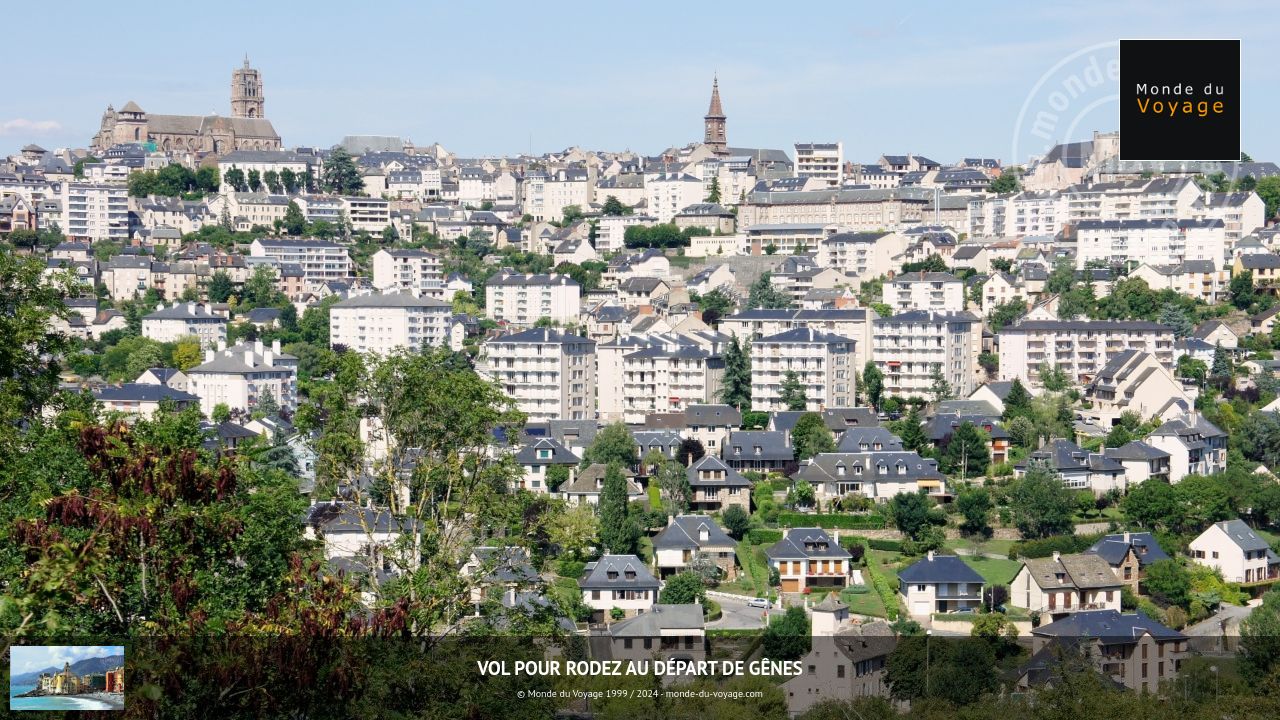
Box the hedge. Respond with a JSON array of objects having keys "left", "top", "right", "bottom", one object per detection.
[
  {"left": 1008, "top": 532, "right": 1104, "bottom": 560},
  {"left": 775, "top": 512, "right": 888, "bottom": 530},
  {"left": 748, "top": 528, "right": 783, "bottom": 545},
  {"left": 849, "top": 536, "right": 899, "bottom": 620},
  {"left": 557, "top": 559, "right": 586, "bottom": 579},
  {"left": 867, "top": 538, "right": 904, "bottom": 553}
]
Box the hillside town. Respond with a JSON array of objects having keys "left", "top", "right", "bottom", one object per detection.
[{"left": 8, "top": 52, "right": 1280, "bottom": 720}]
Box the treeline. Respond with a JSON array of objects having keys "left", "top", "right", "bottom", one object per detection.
[
  {"left": 127, "top": 164, "right": 220, "bottom": 198},
  {"left": 623, "top": 223, "right": 710, "bottom": 248}
]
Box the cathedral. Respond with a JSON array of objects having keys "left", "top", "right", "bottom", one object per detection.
[{"left": 91, "top": 58, "right": 282, "bottom": 156}]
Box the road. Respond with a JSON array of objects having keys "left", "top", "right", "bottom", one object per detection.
[{"left": 708, "top": 594, "right": 782, "bottom": 629}]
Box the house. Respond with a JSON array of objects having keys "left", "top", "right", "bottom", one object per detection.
[
  {"left": 303, "top": 500, "right": 420, "bottom": 588},
  {"left": 458, "top": 546, "right": 541, "bottom": 616},
  {"left": 633, "top": 429, "right": 683, "bottom": 469},
  {"left": 1234, "top": 252, "right": 1280, "bottom": 292},
  {"left": 794, "top": 450, "right": 946, "bottom": 504},
  {"left": 93, "top": 383, "right": 200, "bottom": 419},
  {"left": 967, "top": 380, "right": 1018, "bottom": 414},
  {"left": 834, "top": 427, "right": 903, "bottom": 453},
  {"left": 898, "top": 551, "right": 985, "bottom": 616},
  {"left": 721, "top": 430, "right": 795, "bottom": 475},
  {"left": 651, "top": 515, "right": 737, "bottom": 580},
  {"left": 141, "top": 302, "right": 227, "bottom": 348},
  {"left": 684, "top": 404, "right": 742, "bottom": 454},
  {"left": 558, "top": 463, "right": 644, "bottom": 506},
  {"left": 783, "top": 602, "right": 894, "bottom": 715},
  {"left": 1020, "top": 610, "right": 1187, "bottom": 694},
  {"left": 685, "top": 455, "right": 751, "bottom": 513},
  {"left": 1144, "top": 412, "right": 1227, "bottom": 482},
  {"left": 1086, "top": 532, "right": 1171, "bottom": 591},
  {"left": 579, "top": 555, "right": 661, "bottom": 621},
  {"left": 1191, "top": 320, "right": 1240, "bottom": 349},
  {"left": 1084, "top": 350, "right": 1190, "bottom": 428},
  {"left": 608, "top": 604, "right": 706, "bottom": 663},
  {"left": 1189, "top": 519, "right": 1280, "bottom": 584},
  {"left": 924, "top": 414, "right": 1011, "bottom": 465},
  {"left": 1016, "top": 438, "right": 1126, "bottom": 495},
  {"left": 765, "top": 527, "right": 852, "bottom": 593},
  {"left": 135, "top": 367, "right": 189, "bottom": 392},
  {"left": 1102, "top": 441, "right": 1172, "bottom": 488},
  {"left": 1010, "top": 552, "right": 1123, "bottom": 619},
  {"left": 1252, "top": 305, "right": 1280, "bottom": 335},
  {"left": 513, "top": 438, "right": 580, "bottom": 493}
]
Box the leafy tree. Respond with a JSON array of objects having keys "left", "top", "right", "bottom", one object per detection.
[
  {"left": 1122, "top": 478, "right": 1180, "bottom": 530},
  {"left": 283, "top": 201, "right": 307, "bottom": 235},
  {"left": 988, "top": 298, "right": 1026, "bottom": 332},
  {"left": 601, "top": 195, "right": 630, "bottom": 216},
  {"left": 988, "top": 173, "right": 1020, "bottom": 193},
  {"left": 900, "top": 255, "right": 948, "bottom": 274},
  {"left": 211, "top": 402, "right": 231, "bottom": 424},
  {"left": 1010, "top": 463, "right": 1075, "bottom": 538},
  {"left": 956, "top": 487, "right": 993, "bottom": 538},
  {"left": 1007, "top": 415, "right": 1038, "bottom": 449},
  {"left": 1241, "top": 588, "right": 1280, "bottom": 687},
  {"left": 779, "top": 370, "right": 808, "bottom": 410},
  {"left": 977, "top": 351, "right": 999, "bottom": 375},
  {"left": 928, "top": 366, "right": 953, "bottom": 403},
  {"left": 1177, "top": 354, "right": 1208, "bottom": 385},
  {"left": 1158, "top": 303, "right": 1194, "bottom": 338},
  {"left": 1231, "top": 270, "right": 1257, "bottom": 310},
  {"left": 897, "top": 405, "right": 928, "bottom": 452},
  {"left": 695, "top": 288, "right": 734, "bottom": 326},
  {"left": 719, "top": 336, "right": 752, "bottom": 409},
  {"left": 941, "top": 421, "right": 990, "bottom": 478},
  {"left": 1002, "top": 378, "right": 1033, "bottom": 421},
  {"left": 675, "top": 436, "right": 706, "bottom": 466},
  {"left": 1143, "top": 559, "right": 1192, "bottom": 609},
  {"left": 721, "top": 505, "right": 750, "bottom": 539},
  {"left": 687, "top": 551, "right": 722, "bottom": 586},
  {"left": 862, "top": 361, "right": 884, "bottom": 410},
  {"left": 599, "top": 462, "right": 641, "bottom": 554},
  {"left": 787, "top": 480, "right": 816, "bottom": 509},
  {"left": 584, "top": 421, "right": 637, "bottom": 467},
  {"left": 1239, "top": 410, "right": 1280, "bottom": 469},
  {"left": 240, "top": 265, "right": 282, "bottom": 308},
  {"left": 279, "top": 167, "right": 298, "bottom": 193},
  {"left": 545, "top": 464, "right": 571, "bottom": 492},
  {"left": 223, "top": 167, "right": 247, "bottom": 192},
  {"left": 747, "top": 272, "right": 793, "bottom": 309},
  {"left": 762, "top": 606, "right": 811, "bottom": 661},
  {"left": 263, "top": 169, "right": 282, "bottom": 193},
  {"left": 886, "top": 635, "right": 999, "bottom": 704},
  {"left": 889, "top": 491, "right": 932, "bottom": 540},
  {"left": 792, "top": 412, "right": 835, "bottom": 460},
  {"left": 1039, "top": 363, "right": 1070, "bottom": 392},
  {"left": 659, "top": 571, "right": 707, "bottom": 605},
  {"left": 548, "top": 502, "right": 599, "bottom": 559},
  {"left": 322, "top": 147, "right": 364, "bottom": 194},
  {"left": 171, "top": 337, "right": 204, "bottom": 372},
  {"left": 247, "top": 169, "right": 262, "bottom": 192},
  {"left": 656, "top": 460, "right": 692, "bottom": 513},
  {"left": 1256, "top": 176, "right": 1280, "bottom": 218}
]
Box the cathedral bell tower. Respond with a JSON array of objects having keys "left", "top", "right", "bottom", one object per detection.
[
  {"left": 231, "top": 56, "right": 265, "bottom": 119},
  {"left": 704, "top": 75, "right": 728, "bottom": 155}
]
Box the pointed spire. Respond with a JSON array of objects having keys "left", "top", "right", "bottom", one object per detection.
[
  {"left": 706, "top": 75, "right": 724, "bottom": 118},
  {"left": 244, "top": 53, "right": 251, "bottom": 68}
]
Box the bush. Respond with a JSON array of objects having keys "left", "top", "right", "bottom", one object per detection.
[
  {"left": 841, "top": 539, "right": 866, "bottom": 564},
  {"left": 1008, "top": 533, "right": 1102, "bottom": 560},
  {"left": 868, "top": 538, "right": 904, "bottom": 553},
  {"left": 704, "top": 599, "right": 722, "bottom": 622},
  {"left": 748, "top": 528, "right": 783, "bottom": 545},
  {"left": 557, "top": 559, "right": 586, "bottom": 579},
  {"left": 775, "top": 512, "right": 887, "bottom": 529}
]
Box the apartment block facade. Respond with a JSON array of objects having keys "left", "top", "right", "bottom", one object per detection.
[
  {"left": 328, "top": 292, "right": 451, "bottom": 354},
  {"left": 481, "top": 328, "right": 596, "bottom": 422}
]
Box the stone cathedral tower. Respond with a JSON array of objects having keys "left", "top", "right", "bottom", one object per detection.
[
  {"left": 231, "top": 56, "right": 265, "bottom": 119},
  {"left": 704, "top": 75, "right": 727, "bottom": 155}
]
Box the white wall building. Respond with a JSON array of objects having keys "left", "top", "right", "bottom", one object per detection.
[
  {"left": 1075, "top": 219, "right": 1226, "bottom": 270},
  {"left": 872, "top": 310, "right": 979, "bottom": 399},
  {"left": 187, "top": 339, "right": 298, "bottom": 416},
  {"left": 61, "top": 182, "right": 129, "bottom": 241},
  {"left": 997, "top": 318, "right": 1175, "bottom": 389},
  {"left": 370, "top": 248, "right": 444, "bottom": 298},
  {"left": 141, "top": 302, "right": 227, "bottom": 348},
  {"left": 750, "top": 328, "right": 855, "bottom": 411},
  {"left": 480, "top": 328, "right": 596, "bottom": 422},
  {"left": 329, "top": 292, "right": 451, "bottom": 355},
  {"left": 885, "top": 272, "right": 965, "bottom": 313},
  {"left": 485, "top": 270, "right": 581, "bottom": 326},
  {"left": 249, "top": 238, "right": 353, "bottom": 285},
  {"left": 794, "top": 142, "right": 844, "bottom": 187}
]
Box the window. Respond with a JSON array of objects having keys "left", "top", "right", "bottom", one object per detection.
[
  {"left": 837, "top": 665, "right": 846, "bottom": 679},
  {"left": 916, "top": 584, "right": 926, "bottom": 592},
  {"left": 624, "top": 639, "right": 633, "bottom": 649}
]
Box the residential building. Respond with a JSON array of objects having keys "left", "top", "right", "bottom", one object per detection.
[
  {"left": 485, "top": 270, "right": 581, "bottom": 326},
  {"left": 1234, "top": 252, "right": 1280, "bottom": 292},
  {"left": 783, "top": 605, "right": 894, "bottom": 715},
  {"left": 1103, "top": 441, "right": 1172, "bottom": 488},
  {"left": 513, "top": 438, "right": 580, "bottom": 493},
  {"left": 750, "top": 328, "right": 855, "bottom": 411},
  {"left": 885, "top": 272, "right": 965, "bottom": 313},
  {"left": 1189, "top": 519, "right": 1280, "bottom": 584},
  {"left": 1011, "top": 552, "right": 1124, "bottom": 618},
  {"left": 1021, "top": 610, "right": 1186, "bottom": 694},
  {"left": 1131, "top": 260, "right": 1230, "bottom": 303},
  {"left": 764, "top": 527, "right": 852, "bottom": 593},
  {"left": 898, "top": 551, "right": 984, "bottom": 616},
  {"left": 558, "top": 463, "right": 643, "bottom": 506},
  {"left": 872, "top": 310, "right": 979, "bottom": 398},
  {"left": 651, "top": 515, "right": 737, "bottom": 579},
  {"left": 303, "top": 501, "right": 420, "bottom": 591},
  {"left": 141, "top": 302, "right": 227, "bottom": 348},
  {"left": 685, "top": 455, "right": 751, "bottom": 513},
  {"left": 93, "top": 383, "right": 200, "bottom": 419},
  {"left": 1075, "top": 219, "right": 1226, "bottom": 270},
  {"left": 579, "top": 555, "right": 660, "bottom": 621},
  {"left": 793, "top": 450, "right": 946, "bottom": 504},
  {"left": 721, "top": 430, "right": 795, "bottom": 474},
  {"left": 608, "top": 604, "right": 706, "bottom": 663},
  {"left": 997, "top": 318, "right": 1176, "bottom": 389},
  {"left": 458, "top": 546, "right": 542, "bottom": 616},
  {"left": 480, "top": 328, "right": 596, "bottom": 422},
  {"left": 646, "top": 172, "right": 704, "bottom": 222},
  {"left": 187, "top": 339, "right": 298, "bottom": 416},
  {"left": 1144, "top": 412, "right": 1227, "bottom": 482},
  {"left": 1086, "top": 532, "right": 1171, "bottom": 591},
  {"left": 794, "top": 142, "right": 844, "bottom": 187},
  {"left": 136, "top": 367, "right": 189, "bottom": 392},
  {"left": 249, "top": 238, "right": 353, "bottom": 285},
  {"left": 61, "top": 182, "right": 128, "bottom": 240},
  {"left": 328, "top": 292, "right": 451, "bottom": 354},
  {"left": 370, "top": 248, "right": 444, "bottom": 298},
  {"left": 1015, "top": 438, "right": 1126, "bottom": 495},
  {"left": 619, "top": 337, "right": 724, "bottom": 423},
  {"left": 1084, "top": 350, "right": 1191, "bottom": 427},
  {"left": 684, "top": 404, "right": 741, "bottom": 454}
]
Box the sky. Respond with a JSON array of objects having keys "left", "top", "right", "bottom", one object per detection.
[
  {"left": 2, "top": 1, "right": 1276, "bottom": 164},
  {"left": 10, "top": 646, "right": 125, "bottom": 675}
]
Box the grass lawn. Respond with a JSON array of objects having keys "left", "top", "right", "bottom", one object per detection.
[
  {"left": 638, "top": 536, "right": 654, "bottom": 564},
  {"left": 1073, "top": 506, "right": 1125, "bottom": 524},
  {"left": 944, "top": 536, "right": 1015, "bottom": 558},
  {"left": 840, "top": 586, "right": 887, "bottom": 617},
  {"left": 549, "top": 576, "right": 579, "bottom": 606},
  {"left": 648, "top": 485, "right": 661, "bottom": 510},
  {"left": 666, "top": 253, "right": 696, "bottom": 268},
  {"left": 961, "top": 556, "right": 1022, "bottom": 585},
  {"left": 718, "top": 539, "right": 770, "bottom": 597}
]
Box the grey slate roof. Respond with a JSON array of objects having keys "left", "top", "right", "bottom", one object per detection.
[
  {"left": 608, "top": 604, "right": 703, "bottom": 637},
  {"left": 685, "top": 404, "right": 742, "bottom": 427},
  {"left": 1032, "top": 610, "right": 1184, "bottom": 644},
  {"left": 765, "top": 528, "right": 852, "bottom": 560},
  {"left": 723, "top": 430, "right": 793, "bottom": 462},
  {"left": 835, "top": 427, "right": 903, "bottom": 452},
  {"left": 651, "top": 515, "right": 736, "bottom": 550},
  {"left": 331, "top": 292, "right": 449, "bottom": 308},
  {"left": 579, "top": 555, "right": 660, "bottom": 590},
  {"left": 94, "top": 383, "right": 199, "bottom": 403},
  {"left": 1206, "top": 519, "right": 1272, "bottom": 552},
  {"left": 686, "top": 455, "right": 752, "bottom": 487},
  {"left": 1087, "top": 532, "right": 1170, "bottom": 567},
  {"left": 897, "top": 554, "right": 984, "bottom": 584},
  {"left": 514, "top": 438, "right": 581, "bottom": 466}
]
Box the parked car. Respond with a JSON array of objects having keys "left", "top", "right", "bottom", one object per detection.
[{"left": 747, "top": 597, "right": 772, "bottom": 610}]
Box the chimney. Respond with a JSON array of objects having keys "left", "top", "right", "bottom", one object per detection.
[
  {"left": 1052, "top": 551, "right": 1061, "bottom": 562},
  {"left": 667, "top": 514, "right": 675, "bottom": 527},
  {"left": 187, "top": 302, "right": 196, "bottom": 315},
  {"left": 832, "top": 529, "right": 840, "bottom": 544},
  {"left": 272, "top": 339, "right": 281, "bottom": 353},
  {"left": 255, "top": 339, "right": 264, "bottom": 354},
  {"left": 244, "top": 350, "right": 255, "bottom": 367},
  {"left": 927, "top": 550, "right": 934, "bottom": 562},
  {"left": 204, "top": 350, "right": 214, "bottom": 363},
  {"left": 1123, "top": 531, "right": 1131, "bottom": 544},
  {"left": 156, "top": 303, "right": 164, "bottom": 311},
  {"left": 263, "top": 350, "right": 275, "bottom": 367}
]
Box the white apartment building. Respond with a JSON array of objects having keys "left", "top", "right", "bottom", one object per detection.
[
  {"left": 967, "top": 191, "right": 1065, "bottom": 238},
  {"left": 249, "top": 238, "right": 353, "bottom": 285},
  {"left": 794, "top": 142, "right": 844, "bottom": 187},
  {"left": 370, "top": 248, "right": 444, "bottom": 298},
  {"left": 738, "top": 186, "right": 942, "bottom": 233},
  {"left": 1075, "top": 218, "right": 1226, "bottom": 270},
  {"left": 61, "top": 182, "right": 128, "bottom": 240},
  {"left": 597, "top": 332, "right": 724, "bottom": 422},
  {"left": 343, "top": 195, "right": 392, "bottom": 233},
  {"left": 329, "top": 292, "right": 451, "bottom": 355},
  {"left": 187, "top": 339, "right": 298, "bottom": 416},
  {"left": 998, "top": 318, "right": 1176, "bottom": 389},
  {"left": 619, "top": 337, "right": 725, "bottom": 424},
  {"left": 645, "top": 172, "right": 705, "bottom": 223},
  {"left": 481, "top": 328, "right": 596, "bottom": 422},
  {"left": 750, "top": 328, "right": 855, "bottom": 411},
  {"left": 141, "top": 302, "right": 227, "bottom": 348},
  {"left": 522, "top": 168, "right": 590, "bottom": 223},
  {"left": 217, "top": 150, "right": 315, "bottom": 193},
  {"left": 817, "top": 231, "right": 910, "bottom": 280},
  {"left": 1064, "top": 178, "right": 1201, "bottom": 224},
  {"left": 485, "top": 270, "right": 581, "bottom": 326},
  {"left": 595, "top": 214, "right": 658, "bottom": 254},
  {"left": 885, "top": 272, "right": 965, "bottom": 313},
  {"left": 872, "top": 311, "right": 979, "bottom": 399},
  {"left": 292, "top": 194, "right": 343, "bottom": 226}
]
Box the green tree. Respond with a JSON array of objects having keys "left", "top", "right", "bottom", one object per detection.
[
  {"left": 241, "top": 265, "right": 282, "bottom": 308},
  {"left": 787, "top": 480, "right": 816, "bottom": 509},
  {"left": 263, "top": 169, "right": 282, "bottom": 193},
  {"left": 719, "top": 336, "right": 752, "bottom": 410},
  {"left": 322, "top": 147, "right": 364, "bottom": 194},
  {"left": 1211, "top": 343, "right": 1233, "bottom": 378},
  {"left": 659, "top": 571, "right": 707, "bottom": 605},
  {"left": 779, "top": 371, "right": 808, "bottom": 411},
  {"left": 601, "top": 195, "right": 630, "bottom": 216},
  {"left": 1158, "top": 303, "right": 1194, "bottom": 338},
  {"left": 1010, "top": 463, "right": 1075, "bottom": 538},
  {"left": 584, "top": 422, "right": 637, "bottom": 467},
  {"left": 1241, "top": 588, "right": 1280, "bottom": 687},
  {"left": 548, "top": 502, "right": 599, "bottom": 559},
  {"left": 1231, "top": 270, "right": 1257, "bottom": 310},
  {"left": 1256, "top": 175, "right": 1280, "bottom": 218},
  {"left": 897, "top": 405, "right": 928, "bottom": 453},
  {"left": 1143, "top": 559, "right": 1192, "bottom": 609},
  {"left": 940, "top": 421, "right": 990, "bottom": 478},
  {"left": 247, "top": 169, "right": 262, "bottom": 192},
  {"left": 862, "top": 361, "right": 884, "bottom": 410},
  {"left": 656, "top": 460, "right": 692, "bottom": 513},
  {"left": 747, "top": 272, "right": 793, "bottom": 309},
  {"left": 1003, "top": 378, "right": 1033, "bottom": 421},
  {"left": 1008, "top": 415, "right": 1038, "bottom": 449},
  {"left": 599, "top": 463, "right": 640, "bottom": 554},
  {"left": 283, "top": 201, "right": 307, "bottom": 235},
  {"left": 762, "top": 606, "right": 811, "bottom": 661},
  {"left": 988, "top": 173, "right": 1020, "bottom": 193},
  {"left": 705, "top": 176, "right": 722, "bottom": 203},
  {"left": 721, "top": 505, "right": 750, "bottom": 539},
  {"left": 1122, "top": 479, "right": 1180, "bottom": 531},
  {"left": 928, "top": 366, "right": 953, "bottom": 403},
  {"left": 171, "top": 337, "right": 204, "bottom": 372},
  {"left": 694, "top": 288, "right": 734, "bottom": 326},
  {"left": 1239, "top": 410, "right": 1280, "bottom": 469},
  {"left": 988, "top": 297, "right": 1026, "bottom": 332},
  {"left": 279, "top": 167, "right": 298, "bottom": 193},
  {"left": 889, "top": 491, "right": 932, "bottom": 540},
  {"left": 223, "top": 167, "right": 247, "bottom": 192},
  {"left": 0, "top": 253, "right": 71, "bottom": 431},
  {"left": 956, "top": 487, "right": 993, "bottom": 538},
  {"left": 211, "top": 402, "right": 231, "bottom": 424},
  {"left": 792, "top": 412, "right": 835, "bottom": 460}
]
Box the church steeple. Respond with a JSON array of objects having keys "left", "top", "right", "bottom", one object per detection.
[
  {"left": 704, "top": 75, "right": 727, "bottom": 155},
  {"left": 231, "top": 57, "right": 265, "bottom": 119}
]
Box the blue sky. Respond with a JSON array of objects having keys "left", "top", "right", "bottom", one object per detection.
[
  {"left": 2, "top": 1, "right": 1275, "bottom": 163},
  {"left": 10, "top": 646, "right": 124, "bottom": 675}
]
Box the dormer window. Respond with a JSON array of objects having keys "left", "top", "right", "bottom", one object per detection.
[
  {"left": 754, "top": 445, "right": 762, "bottom": 455},
  {"left": 854, "top": 465, "right": 863, "bottom": 475},
  {"left": 607, "top": 570, "right": 618, "bottom": 580},
  {"left": 537, "top": 448, "right": 551, "bottom": 459},
  {"left": 624, "top": 570, "right": 636, "bottom": 579},
  {"left": 836, "top": 463, "right": 846, "bottom": 476},
  {"left": 877, "top": 464, "right": 887, "bottom": 475},
  {"left": 897, "top": 463, "right": 906, "bottom": 475}
]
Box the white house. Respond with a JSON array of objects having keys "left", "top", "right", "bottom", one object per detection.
[
  {"left": 579, "top": 555, "right": 661, "bottom": 621},
  {"left": 1188, "top": 519, "right": 1280, "bottom": 584},
  {"left": 141, "top": 302, "right": 227, "bottom": 349},
  {"left": 1010, "top": 552, "right": 1123, "bottom": 619},
  {"left": 764, "top": 527, "right": 851, "bottom": 593},
  {"left": 897, "top": 551, "right": 985, "bottom": 616}
]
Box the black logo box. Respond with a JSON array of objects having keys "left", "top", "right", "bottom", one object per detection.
[{"left": 1119, "top": 39, "right": 1240, "bottom": 161}]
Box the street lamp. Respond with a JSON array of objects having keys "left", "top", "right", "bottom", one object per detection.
[
  {"left": 1210, "top": 664, "right": 1219, "bottom": 700},
  {"left": 925, "top": 629, "right": 933, "bottom": 697}
]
